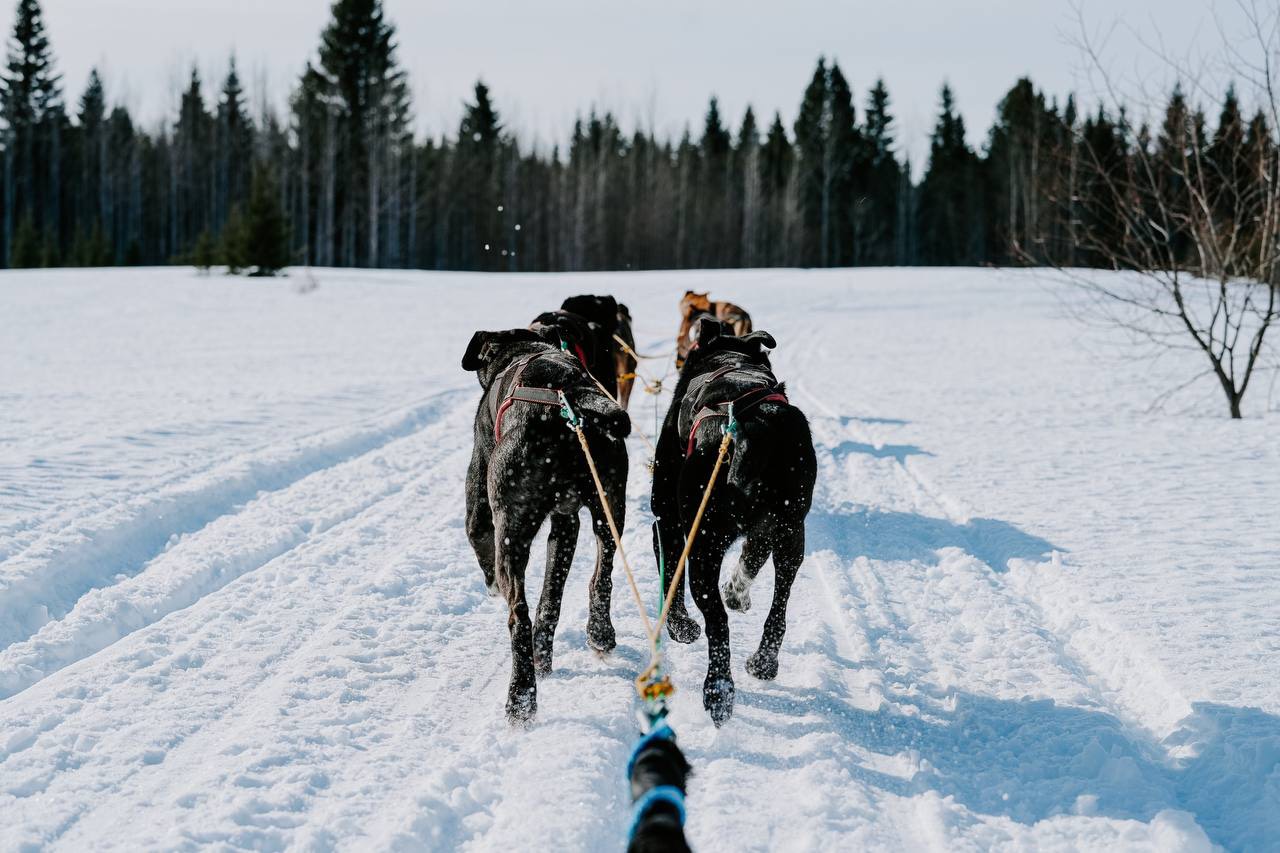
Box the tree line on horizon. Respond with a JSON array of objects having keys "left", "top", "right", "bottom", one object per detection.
[{"left": 0, "top": 0, "right": 1272, "bottom": 274}]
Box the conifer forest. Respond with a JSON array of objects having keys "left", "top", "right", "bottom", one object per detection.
[{"left": 0, "top": 0, "right": 1272, "bottom": 274}]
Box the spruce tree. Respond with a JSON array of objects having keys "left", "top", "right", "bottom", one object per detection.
[
  {"left": 174, "top": 68, "right": 212, "bottom": 252},
  {"left": 10, "top": 214, "right": 38, "bottom": 266},
  {"left": 733, "top": 106, "right": 760, "bottom": 267},
  {"left": 917, "top": 84, "right": 983, "bottom": 265},
  {"left": 453, "top": 80, "right": 502, "bottom": 270},
  {"left": 216, "top": 58, "right": 253, "bottom": 233},
  {"left": 826, "top": 62, "right": 858, "bottom": 266},
  {"left": 986, "top": 77, "right": 1060, "bottom": 262},
  {"left": 793, "top": 59, "right": 827, "bottom": 266},
  {"left": 191, "top": 227, "right": 215, "bottom": 273},
  {"left": 317, "top": 0, "right": 409, "bottom": 267},
  {"left": 220, "top": 203, "right": 249, "bottom": 273},
  {"left": 77, "top": 68, "right": 105, "bottom": 233},
  {"left": 1208, "top": 85, "right": 1245, "bottom": 222},
  {"left": 244, "top": 160, "right": 291, "bottom": 275},
  {"left": 760, "top": 112, "right": 793, "bottom": 266},
  {"left": 2, "top": 0, "right": 62, "bottom": 264},
  {"left": 700, "top": 96, "right": 731, "bottom": 266},
  {"left": 1155, "top": 85, "right": 1193, "bottom": 264},
  {"left": 863, "top": 78, "right": 902, "bottom": 264},
  {"left": 1078, "top": 107, "right": 1127, "bottom": 267}
]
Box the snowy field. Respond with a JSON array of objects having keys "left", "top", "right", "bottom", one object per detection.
[{"left": 1, "top": 266, "right": 1277, "bottom": 852}]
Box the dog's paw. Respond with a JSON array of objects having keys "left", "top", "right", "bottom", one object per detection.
[
  {"left": 666, "top": 612, "right": 702, "bottom": 644},
  {"left": 506, "top": 687, "right": 537, "bottom": 726},
  {"left": 721, "top": 580, "right": 751, "bottom": 612},
  {"left": 485, "top": 579, "right": 501, "bottom": 598},
  {"left": 587, "top": 620, "right": 617, "bottom": 655},
  {"left": 745, "top": 651, "right": 779, "bottom": 681},
  {"left": 704, "top": 675, "right": 735, "bottom": 726}
]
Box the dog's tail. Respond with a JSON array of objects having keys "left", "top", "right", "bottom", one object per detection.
[
  {"left": 726, "top": 423, "right": 765, "bottom": 498},
  {"left": 726, "top": 394, "right": 804, "bottom": 500},
  {"left": 574, "top": 389, "right": 631, "bottom": 440}
]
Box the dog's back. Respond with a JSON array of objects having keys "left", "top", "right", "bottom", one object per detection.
[
  {"left": 615, "top": 304, "right": 637, "bottom": 408},
  {"left": 676, "top": 291, "right": 753, "bottom": 365}
]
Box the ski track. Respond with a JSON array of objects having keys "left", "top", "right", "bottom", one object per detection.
[
  {"left": 3, "top": 269, "right": 1274, "bottom": 851},
  {"left": 0, "top": 390, "right": 469, "bottom": 653}
]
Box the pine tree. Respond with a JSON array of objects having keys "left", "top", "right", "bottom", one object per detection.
[
  {"left": 863, "top": 78, "right": 903, "bottom": 264},
  {"left": 917, "top": 84, "right": 983, "bottom": 265},
  {"left": 244, "top": 160, "right": 291, "bottom": 275},
  {"left": 10, "top": 213, "right": 38, "bottom": 266},
  {"left": 826, "top": 62, "right": 858, "bottom": 266},
  {"left": 77, "top": 68, "right": 106, "bottom": 236},
  {"left": 316, "top": 0, "right": 410, "bottom": 267},
  {"left": 793, "top": 58, "right": 827, "bottom": 266},
  {"left": 191, "top": 227, "right": 215, "bottom": 273},
  {"left": 700, "top": 96, "right": 731, "bottom": 267},
  {"left": 1155, "top": 85, "right": 1193, "bottom": 265},
  {"left": 2, "top": 0, "right": 62, "bottom": 266},
  {"left": 986, "top": 77, "right": 1061, "bottom": 262},
  {"left": 215, "top": 58, "right": 253, "bottom": 234},
  {"left": 734, "top": 105, "right": 760, "bottom": 267},
  {"left": 760, "top": 112, "right": 794, "bottom": 266},
  {"left": 452, "top": 80, "right": 502, "bottom": 270},
  {"left": 1208, "top": 84, "right": 1245, "bottom": 225},
  {"left": 220, "top": 203, "right": 249, "bottom": 273},
  {"left": 1078, "top": 106, "right": 1127, "bottom": 267},
  {"left": 174, "top": 68, "right": 212, "bottom": 253}
]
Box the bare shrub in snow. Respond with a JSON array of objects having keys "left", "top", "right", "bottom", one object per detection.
[{"left": 1065, "top": 0, "right": 1279, "bottom": 418}]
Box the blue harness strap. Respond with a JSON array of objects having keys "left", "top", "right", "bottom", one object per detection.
[
  {"left": 625, "top": 721, "right": 675, "bottom": 779},
  {"left": 628, "top": 785, "right": 687, "bottom": 839},
  {"left": 626, "top": 722, "right": 687, "bottom": 841}
]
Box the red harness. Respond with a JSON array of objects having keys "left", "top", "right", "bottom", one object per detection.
[
  {"left": 490, "top": 352, "right": 568, "bottom": 442},
  {"left": 684, "top": 383, "right": 788, "bottom": 457}
]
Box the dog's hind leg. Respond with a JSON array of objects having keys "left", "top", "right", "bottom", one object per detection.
[
  {"left": 653, "top": 519, "right": 702, "bottom": 644},
  {"left": 533, "top": 511, "right": 579, "bottom": 674},
  {"left": 688, "top": 531, "right": 735, "bottom": 725},
  {"left": 585, "top": 489, "right": 621, "bottom": 655},
  {"left": 465, "top": 449, "right": 498, "bottom": 596},
  {"left": 494, "top": 507, "right": 543, "bottom": 724},
  {"left": 746, "top": 528, "right": 804, "bottom": 681},
  {"left": 722, "top": 523, "right": 773, "bottom": 613}
]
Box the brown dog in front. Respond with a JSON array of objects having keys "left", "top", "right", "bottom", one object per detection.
[{"left": 676, "top": 291, "right": 753, "bottom": 366}]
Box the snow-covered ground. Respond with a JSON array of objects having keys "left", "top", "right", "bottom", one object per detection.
[{"left": 1, "top": 266, "right": 1276, "bottom": 852}]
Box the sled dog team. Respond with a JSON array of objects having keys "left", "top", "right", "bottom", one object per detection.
[{"left": 463, "top": 291, "right": 817, "bottom": 726}]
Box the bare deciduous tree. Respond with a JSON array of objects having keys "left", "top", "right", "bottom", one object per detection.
[{"left": 1066, "top": 0, "right": 1279, "bottom": 418}]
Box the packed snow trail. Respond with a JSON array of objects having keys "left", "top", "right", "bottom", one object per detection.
[{"left": 2, "top": 268, "right": 1277, "bottom": 851}]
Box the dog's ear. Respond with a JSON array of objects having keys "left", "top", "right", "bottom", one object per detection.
[
  {"left": 462, "top": 329, "right": 538, "bottom": 371},
  {"left": 741, "top": 330, "right": 776, "bottom": 351},
  {"left": 692, "top": 316, "right": 725, "bottom": 347},
  {"left": 461, "top": 331, "right": 497, "bottom": 371}
]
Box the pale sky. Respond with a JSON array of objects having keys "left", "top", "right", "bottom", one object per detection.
[{"left": 36, "top": 0, "right": 1235, "bottom": 170}]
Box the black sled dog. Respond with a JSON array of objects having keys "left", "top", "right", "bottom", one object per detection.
[
  {"left": 650, "top": 318, "right": 817, "bottom": 725},
  {"left": 529, "top": 294, "right": 637, "bottom": 409},
  {"left": 463, "top": 328, "right": 631, "bottom": 723}
]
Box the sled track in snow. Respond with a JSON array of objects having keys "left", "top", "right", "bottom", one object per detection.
[
  {"left": 790, "top": 378, "right": 1274, "bottom": 849},
  {"left": 0, "top": 388, "right": 470, "bottom": 700}
]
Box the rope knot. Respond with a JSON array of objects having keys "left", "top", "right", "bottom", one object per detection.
[
  {"left": 558, "top": 390, "right": 580, "bottom": 430},
  {"left": 722, "top": 401, "right": 739, "bottom": 440}
]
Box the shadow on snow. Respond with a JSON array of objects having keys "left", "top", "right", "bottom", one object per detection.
[
  {"left": 807, "top": 508, "right": 1059, "bottom": 572},
  {"left": 722, "top": 684, "right": 1279, "bottom": 851}
]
